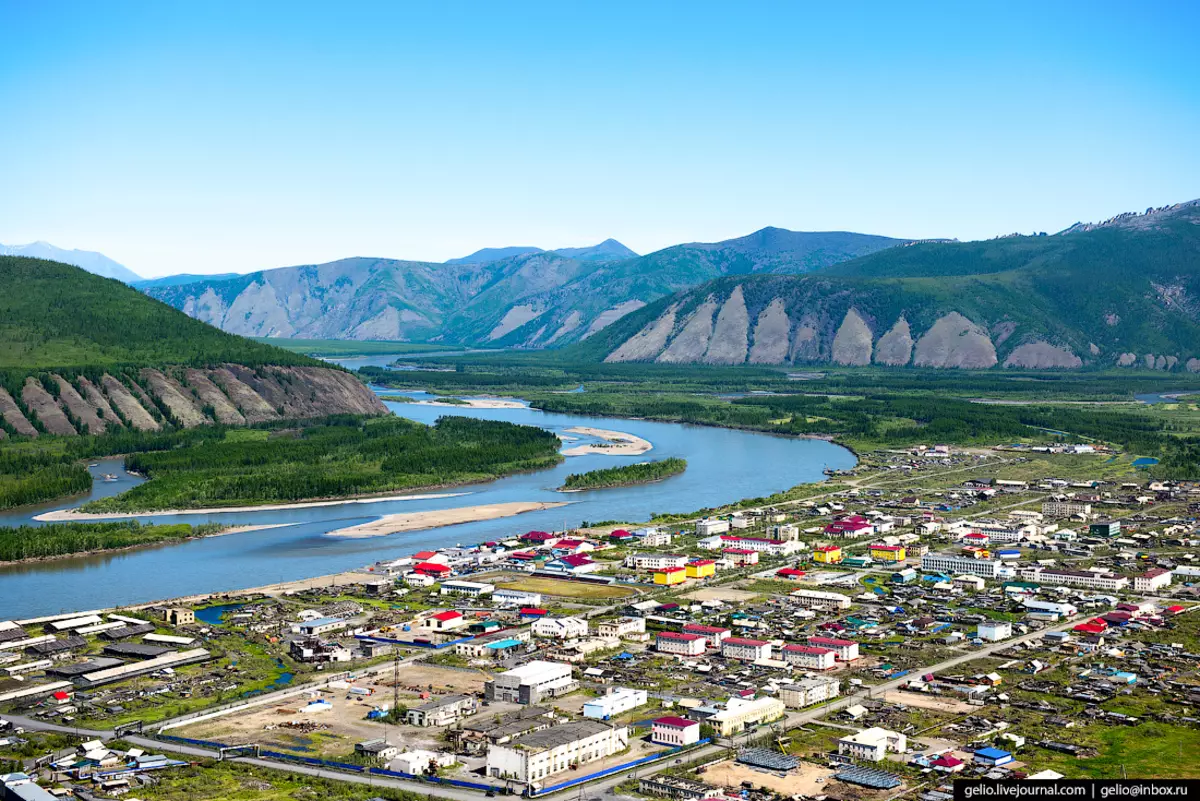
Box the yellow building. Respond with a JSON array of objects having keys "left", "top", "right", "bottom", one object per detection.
[
  {"left": 685, "top": 560, "right": 716, "bottom": 579},
  {"left": 869, "top": 545, "right": 906, "bottom": 562},
  {"left": 708, "top": 696, "right": 785, "bottom": 736},
  {"left": 813, "top": 545, "right": 842, "bottom": 564},
  {"left": 654, "top": 567, "right": 687, "bottom": 585}
]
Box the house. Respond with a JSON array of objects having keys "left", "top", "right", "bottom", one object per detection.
[
  {"left": 837, "top": 728, "right": 908, "bottom": 761},
  {"left": 412, "top": 550, "right": 450, "bottom": 565},
  {"left": 551, "top": 539, "right": 593, "bottom": 556},
  {"left": 493, "top": 589, "right": 543, "bottom": 608},
  {"left": 782, "top": 644, "right": 836, "bottom": 670},
  {"left": 406, "top": 694, "right": 478, "bottom": 727},
  {"left": 977, "top": 621, "right": 1012, "bottom": 642},
  {"left": 486, "top": 721, "right": 628, "bottom": 786},
  {"left": 423, "top": 610, "right": 467, "bottom": 631},
  {"left": 973, "top": 747, "right": 1013, "bottom": 767},
  {"left": 485, "top": 661, "right": 578, "bottom": 704},
  {"left": 532, "top": 616, "right": 588, "bottom": 639},
  {"left": 583, "top": 687, "right": 648, "bottom": 720},
  {"left": 298, "top": 617, "right": 348, "bottom": 637},
  {"left": 656, "top": 631, "right": 707, "bottom": 656},
  {"left": 519, "top": 607, "right": 548, "bottom": 621},
  {"left": 824, "top": 516, "right": 875, "bottom": 539},
  {"left": 521, "top": 531, "right": 559, "bottom": 546},
  {"left": 439, "top": 580, "right": 494, "bottom": 597},
  {"left": 931, "top": 754, "right": 965, "bottom": 772},
  {"left": 685, "top": 559, "right": 716, "bottom": 579},
  {"left": 634, "top": 527, "right": 672, "bottom": 547},
  {"left": 414, "top": 562, "right": 453, "bottom": 578},
  {"left": 651, "top": 716, "right": 701, "bottom": 746},
  {"left": 775, "top": 568, "right": 807, "bottom": 581},
  {"left": 404, "top": 572, "right": 436, "bottom": 588},
  {"left": 355, "top": 739, "right": 401, "bottom": 761},
  {"left": 654, "top": 567, "right": 688, "bottom": 585},
  {"left": 952, "top": 574, "right": 986, "bottom": 592},
  {"left": 721, "top": 637, "right": 771, "bottom": 662},
  {"left": 813, "top": 545, "right": 843, "bottom": 563},
  {"left": 682, "top": 623, "right": 731, "bottom": 647},
  {"left": 394, "top": 749, "right": 456, "bottom": 775}
]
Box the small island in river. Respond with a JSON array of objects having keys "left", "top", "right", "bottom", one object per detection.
[{"left": 560, "top": 457, "right": 687, "bottom": 491}]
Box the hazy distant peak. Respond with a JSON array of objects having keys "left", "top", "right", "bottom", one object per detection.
[
  {"left": 552, "top": 239, "right": 638, "bottom": 261},
  {"left": 0, "top": 240, "right": 141, "bottom": 282},
  {"left": 445, "top": 246, "right": 544, "bottom": 264}
]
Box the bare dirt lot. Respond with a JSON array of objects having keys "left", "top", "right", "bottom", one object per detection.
[
  {"left": 882, "top": 690, "right": 974, "bottom": 714},
  {"left": 389, "top": 662, "right": 494, "bottom": 694},
  {"left": 682, "top": 587, "right": 759, "bottom": 602},
  {"left": 701, "top": 759, "right": 836, "bottom": 796}
]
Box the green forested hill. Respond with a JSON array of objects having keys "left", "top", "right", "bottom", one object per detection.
[
  {"left": 0, "top": 256, "right": 320, "bottom": 374},
  {"left": 589, "top": 200, "right": 1200, "bottom": 369}
]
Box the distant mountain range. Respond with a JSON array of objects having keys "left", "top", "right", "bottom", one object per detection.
[
  {"left": 446, "top": 238, "right": 639, "bottom": 264},
  {"left": 142, "top": 229, "right": 908, "bottom": 345},
  {"left": 586, "top": 199, "right": 1200, "bottom": 372},
  {"left": 0, "top": 241, "right": 141, "bottom": 282}
]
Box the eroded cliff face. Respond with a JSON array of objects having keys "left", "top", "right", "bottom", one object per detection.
[{"left": 0, "top": 366, "right": 385, "bottom": 438}]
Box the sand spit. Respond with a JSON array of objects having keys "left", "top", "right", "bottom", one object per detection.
[
  {"left": 561, "top": 426, "right": 653, "bottom": 456},
  {"left": 327, "top": 501, "right": 569, "bottom": 538},
  {"left": 33, "top": 492, "right": 469, "bottom": 522}
]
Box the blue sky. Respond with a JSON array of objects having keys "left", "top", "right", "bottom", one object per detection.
[{"left": 1, "top": 1, "right": 1198, "bottom": 278}]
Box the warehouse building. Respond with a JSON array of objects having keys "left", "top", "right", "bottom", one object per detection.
[
  {"left": 707, "top": 696, "right": 785, "bottom": 736},
  {"left": 406, "top": 694, "right": 478, "bottom": 727},
  {"left": 486, "top": 720, "right": 628, "bottom": 785},
  {"left": 583, "top": 687, "right": 648, "bottom": 720},
  {"left": 485, "top": 661, "right": 578, "bottom": 704}
]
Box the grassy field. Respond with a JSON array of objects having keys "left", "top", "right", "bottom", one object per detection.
[
  {"left": 252, "top": 338, "right": 463, "bottom": 357},
  {"left": 124, "top": 760, "right": 426, "bottom": 800},
  {"left": 1030, "top": 724, "right": 1200, "bottom": 779},
  {"left": 492, "top": 575, "right": 635, "bottom": 599}
]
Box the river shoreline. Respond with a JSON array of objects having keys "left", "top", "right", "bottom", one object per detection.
[{"left": 561, "top": 426, "right": 653, "bottom": 456}]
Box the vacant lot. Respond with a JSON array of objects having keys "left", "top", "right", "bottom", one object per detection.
[
  {"left": 493, "top": 576, "right": 635, "bottom": 599},
  {"left": 883, "top": 690, "right": 974, "bottom": 714},
  {"left": 701, "top": 758, "right": 836, "bottom": 796},
  {"left": 683, "top": 587, "right": 758, "bottom": 602}
]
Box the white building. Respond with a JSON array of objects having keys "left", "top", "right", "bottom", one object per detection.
[
  {"left": 439, "top": 580, "right": 494, "bottom": 597},
  {"left": 485, "top": 661, "right": 577, "bottom": 704},
  {"left": 1027, "top": 568, "right": 1129, "bottom": 592},
  {"left": 656, "top": 631, "right": 707, "bottom": 656},
  {"left": 1133, "top": 568, "right": 1172, "bottom": 593},
  {"left": 781, "top": 645, "right": 836, "bottom": 670},
  {"left": 486, "top": 721, "right": 628, "bottom": 785},
  {"left": 1042, "top": 500, "right": 1092, "bottom": 518},
  {"left": 708, "top": 696, "right": 785, "bottom": 736},
  {"left": 837, "top": 727, "right": 907, "bottom": 762},
  {"left": 596, "top": 617, "right": 645, "bottom": 639},
  {"left": 695, "top": 518, "right": 730, "bottom": 537},
  {"left": 779, "top": 677, "right": 840, "bottom": 708},
  {"left": 532, "top": 617, "right": 589, "bottom": 639},
  {"left": 493, "top": 589, "right": 543, "bottom": 608},
  {"left": 976, "top": 621, "right": 1012, "bottom": 642},
  {"left": 626, "top": 553, "right": 689, "bottom": 570},
  {"left": 583, "top": 687, "right": 648, "bottom": 720},
  {"left": 921, "top": 553, "right": 1004, "bottom": 579},
  {"left": 1022, "top": 598, "right": 1077, "bottom": 618},
  {"left": 721, "top": 638, "right": 772, "bottom": 662},
  {"left": 789, "top": 589, "right": 852, "bottom": 610},
  {"left": 807, "top": 636, "right": 859, "bottom": 661},
  {"left": 393, "top": 749, "right": 455, "bottom": 775},
  {"left": 717, "top": 535, "right": 804, "bottom": 556},
  {"left": 634, "top": 527, "right": 672, "bottom": 547}
]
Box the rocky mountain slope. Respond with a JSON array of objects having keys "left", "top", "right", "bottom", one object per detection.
[
  {"left": 0, "top": 241, "right": 140, "bottom": 282},
  {"left": 588, "top": 200, "right": 1200, "bottom": 370},
  {"left": 0, "top": 256, "right": 385, "bottom": 439},
  {"left": 144, "top": 229, "right": 907, "bottom": 345}
]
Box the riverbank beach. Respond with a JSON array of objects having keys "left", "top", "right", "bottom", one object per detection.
[{"left": 561, "top": 426, "right": 653, "bottom": 456}]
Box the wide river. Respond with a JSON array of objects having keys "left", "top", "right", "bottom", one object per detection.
[{"left": 0, "top": 386, "right": 855, "bottom": 617}]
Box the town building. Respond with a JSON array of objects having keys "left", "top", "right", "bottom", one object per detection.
[
  {"left": 355, "top": 739, "right": 401, "bottom": 761},
  {"left": 682, "top": 623, "right": 731, "bottom": 647},
  {"left": 532, "top": 617, "right": 588, "bottom": 639},
  {"left": 973, "top": 747, "right": 1014, "bottom": 767},
  {"left": 721, "top": 548, "right": 759, "bottom": 567},
  {"left": 298, "top": 617, "right": 348, "bottom": 637},
  {"left": 1133, "top": 568, "right": 1172, "bottom": 593},
  {"left": 714, "top": 534, "right": 803, "bottom": 556},
  {"left": 485, "top": 661, "right": 578, "bottom": 704},
  {"left": 781, "top": 644, "right": 836, "bottom": 670},
  {"left": 493, "top": 589, "right": 543, "bottom": 608},
  {"left": 920, "top": 553, "right": 1004, "bottom": 579},
  {"left": 789, "top": 589, "right": 852, "bottom": 610},
  {"left": 976, "top": 621, "right": 1012, "bottom": 642},
  {"left": 627, "top": 553, "right": 688, "bottom": 570},
  {"left": 807, "top": 636, "right": 859, "bottom": 661},
  {"left": 597, "top": 617, "right": 645, "bottom": 639},
  {"left": 824, "top": 516, "right": 875, "bottom": 539},
  {"left": 422, "top": 610, "right": 467, "bottom": 631},
  {"left": 656, "top": 631, "right": 707, "bottom": 656},
  {"left": 639, "top": 776, "right": 713, "bottom": 800},
  {"left": 634, "top": 527, "right": 672, "bottom": 547},
  {"left": 651, "top": 716, "right": 701, "bottom": 746},
  {"left": 485, "top": 720, "right": 628, "bottom": 785},
  {"left": 543, "top": 554, "right": 601, "bottom": 574},
  {"left": 654, "top": 567, "right": 688, "bottom": 585},
  {"left": 1026, "top": 568, "right": 1129, "bottom": 592},
  {"left": 952, "top": 574, "right": 986, "bottom": 591},
  {"left": 869, "top": 544, "right": 906, "bottom": 562},
  {"left": 406, "top": 694, "right": 478, "bottom": 727},
  {"left": 695, "top": 518, "right": 730, "bottom": 537},
  {"left": 1042, "top": 499, "right": 1092, "bottom": 518},
  {"left": 583, "top": 687, "right": 648, "bottom": 720},
  {"left": 721, "top": 637, "right": 771, "bottom": 662},
  {"left": 813, "top": 545, "right": 843, "bottom": 564},
  {"left": 707, "top": 696, "right": 785, "bottom": 736},
  {"left": 163, "top": 608, "right": 194, "bottom": 626},
  {"left": 837, "top": 727, "right": 908, "bottom": 761},
  {"left": 439, "top": 580, "right": 494, "bottom": 597},
  {"left": 779, "top": 677, "right": 840, "bottom": 708},
  {"left": 1089, "top": 520, "right": 1121, "bottom": 538},
  {"left": 685, "top": 559, "right": 716, "bottom": 579}
]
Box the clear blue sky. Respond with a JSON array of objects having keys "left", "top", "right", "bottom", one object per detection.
[{"left": 1, "top": 1, "right": 1198, "bottom": 278}]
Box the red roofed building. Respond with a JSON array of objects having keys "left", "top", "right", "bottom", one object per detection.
[
  {"left": 807, "top": 636, "right": 859, "bottom": 661},
  {"left": 545, "top": 554, "right": 601, "bottom": 574},
  {"left": 1133, "top": 567, "right": 1172, "bottom": 593},
  {"left": 656, "top": 631, "right": 707, "bottom": 656},
  {"left": 414, "top": 562, "right": 452, "bottom": 577},
  {"left": 521, "top": 530, "right": 559, "bottom": 545},
  {"left": 1165, "top": 605, "right": 1186, "bottom": 616},
  {"left": 682, "top": 623, "right": 732, "bottom": 647},
  {"left": 932, "top": 754, "right": 965, "bottom": 772},
  {"left": 424, "top": 610, "right": 466, "bottom": 631},
  {"left": 776, "top": 568, "right": 807, "bottom": 580},
  {"left": 1073, "top": 622, "right": 1106, "bottom": 635},
  {"left": 519, "top": 608, "right": 548, "bottom": 619},
  {"left": 823, "top": 516, "right": 875, "bottom": 539},
  {"left": 782, "top": 644, "right": 836, "bottom": 670},
  {"left": 412, "top": 550, "right": 449, "bottom": 565},
  {"left": 651, "top": 716, "right": 701, "bottom": 746},
  {"left": 721, "top": 637, "right": 771, "bottom": 661},
  {"left": 722, "top": 548, "right": 759, "bottom": 566}
]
